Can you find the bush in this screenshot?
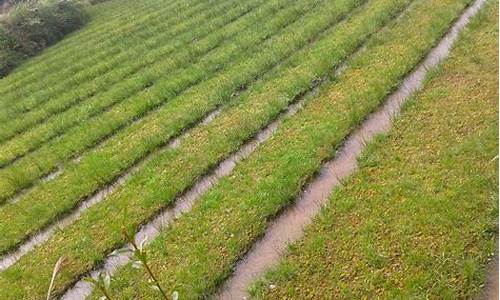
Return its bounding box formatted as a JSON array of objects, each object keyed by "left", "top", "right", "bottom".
[
  {"left": 0, "top": 23, "right": 22, "bottom": 76},
  {"left": 0, "top": 0, "right": 88, "bottom": 77}
]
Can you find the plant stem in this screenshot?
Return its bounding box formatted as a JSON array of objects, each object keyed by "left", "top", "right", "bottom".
[
  {"left": 123, "top": 229, "right": 168, "bottom": 299},
  {"left": 143, "top": 262, "right": 169, "bottom": 299}
]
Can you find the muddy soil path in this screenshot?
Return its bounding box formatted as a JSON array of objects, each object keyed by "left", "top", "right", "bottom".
[{"left": 478, "top": 253, "right": 499, "bottom": 300}]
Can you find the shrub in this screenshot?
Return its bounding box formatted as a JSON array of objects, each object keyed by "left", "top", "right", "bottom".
[{"left": 0, "top": 22, "right": 22, "bottom": 77}]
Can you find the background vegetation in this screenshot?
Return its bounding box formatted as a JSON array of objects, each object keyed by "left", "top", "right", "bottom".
[{"left": 0, "top": 0, "right": 88, "bottom": 77}]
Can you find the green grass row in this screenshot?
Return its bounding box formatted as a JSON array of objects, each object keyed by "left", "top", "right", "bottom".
[
  {"left": 0, "top": 0, "right": 354, "bottom": 253},
  {"left": 0, "top": 0, "right": 229, "bottom": 120},
  {"left": 0, "top": 0, "right": 414, "bottom": 297},
  {"left": 0, "top": 0, "right": 178, "bottom": 97},
  {"left": 0, "top": 0, "right": 207, "bottom": 115},
  {"left": 0, "top": 0, "right": 259, "bottom": 156},
  {"left": 0, "top": 0, "right": 160, "bottom": 86},
  {"left": 0, "top": 0, "right": 194, "bottom": 96},
  {"left": 82, "top": 0, "right": 477, "bottom": 298},
  {"left": 0, "top": 0, "right": 230, "bottom": 119},
  {"left": 0, "top": 0, "right": 240, "bottom": 134},
  {"left": 0, "top": 0, "right": 290, "bottom": 198},
  {"left": 252, "top": 2, "right": 498, "bottom": 298},
  {"left": 0, "top": 0, "right": 239, "bottom": 119}
]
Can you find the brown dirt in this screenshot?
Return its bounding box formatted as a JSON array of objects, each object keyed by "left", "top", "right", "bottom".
[{"left": 478, "top": 254, "right": 499, "bottom": 300}]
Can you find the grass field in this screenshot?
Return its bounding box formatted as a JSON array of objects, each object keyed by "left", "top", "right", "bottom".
[
  {"left": 0, "top": 0, "right": 496, "bottom": 298},
  {"left": 252, "top": 2, "right": 498, "bottom": 298}
]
